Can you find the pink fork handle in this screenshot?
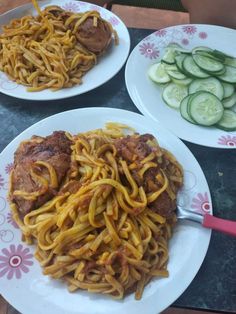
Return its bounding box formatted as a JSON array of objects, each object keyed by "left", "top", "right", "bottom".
[{"left": 203, "top": 213, "right": 236, "bottom": 236}]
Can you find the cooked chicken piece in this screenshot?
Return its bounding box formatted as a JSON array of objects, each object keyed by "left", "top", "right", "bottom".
[
  {"left": 114, "top": 134, "right": 156, "bottom": 162},
  {"left": 75, "top": 16, "right": 112, "bottom": 55},
  {"left": 10, "top": 131, "right": 72, "bottom": 217},
  {"left": 41, "top": 6, "right": 113, "bottom": 55},
  {"left": 114, "top": 134, "right": 182, "bottom": 219}
]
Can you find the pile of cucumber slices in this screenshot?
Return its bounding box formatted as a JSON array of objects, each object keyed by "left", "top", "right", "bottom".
[{"left": 148, "top": 44, "right": 236, "bottom": 131}]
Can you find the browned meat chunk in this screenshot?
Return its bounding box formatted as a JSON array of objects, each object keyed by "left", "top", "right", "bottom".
[
  {"left": 75, "top": 17, "right": 112, "bottom": 55},
  {"left": 40, "top": 6, "right": 113, "bottom": 56},
  {"left": 10, "top": 131, "right": 72, "bottom": 217},
  {"left": 114, "top": 134, "right": 182, "bottom": 219},
  {"left": 149, "top": 192, "right": 176, "bottom": 218},
  {"left": 114, "top": 134, "right": 156, "bottom": 162}
]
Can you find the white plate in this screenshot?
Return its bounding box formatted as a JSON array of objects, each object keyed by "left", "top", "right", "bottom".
[
  {"left": 0, "top": 0, "right": 130, "bottom": 101},
  {"left": 125, "top": 24, "right": 236, "bottom": 148},
  {"left": 0, "top": 107, "right": 211, "bottom": 314}
]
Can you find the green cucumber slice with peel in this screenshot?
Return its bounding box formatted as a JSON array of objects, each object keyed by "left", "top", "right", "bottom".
[
  {"left": 188, "top": 91, "right": 224, "bottom": 126},
  {"left": 188, "top": 77, "right": 224, "bottom": 100},
  {"left": 192, "top": 54, "right": 225, "bottom": 73},
  {"left": 222, "top": 92, "right": 236, "bottom": 108},
  {"left": 162, "top": 83, "right": 188, "bottom": 109},
  {"left": 183, "top": 56, "right": 210, "bottom": 78},
  {"left": 148, "top": 63, "right": 170, "bottom": 84},
  {"left": 218, "top": 65, "right": 236, "bottom": 83},
  {"left": 222, "top": 82, "right": 235, "bottom": 98},
  {"left": 216, "top": 109, "right": 236, "bottom": 131},
  {"left": 180, "top": 95, "right": 196, "bottom": 124}
]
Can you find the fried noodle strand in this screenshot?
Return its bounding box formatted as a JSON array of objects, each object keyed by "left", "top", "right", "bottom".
[{"left": 9, "top": 124, "right": 183, "bottom": 300}]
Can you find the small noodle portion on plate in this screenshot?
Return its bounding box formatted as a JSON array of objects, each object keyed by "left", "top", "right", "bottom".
[
  {"left": 9, "top": 123, "right": 183, "bottom": 300},
  {"left": 0, "top": 1, "right": 118, "bottom": 91}
]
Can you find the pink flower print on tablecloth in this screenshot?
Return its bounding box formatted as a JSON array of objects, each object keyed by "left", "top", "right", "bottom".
[
  {"left": 199, "top": 31, "right": 208, "bottom": 39},
  {"left": 62, "top": 2, "right": 80, "bottom": 12},
  {"left": 155, "top": 29, "right": 167, "bottom": 37},
  {"left": 139, "top": 42, "right": 159, "bottom": 59},
  {"left": 0, "top": 175, "right": 4, "bottom": 189},
  {"left": 191, "top": 192, "right": 211, "bottom": 214},
  {"left": 7, "top": 212, "right": 19, "bottom": 229},
  {"left": 0, "top": 244, "right": 33, "bottom": 279},
  {"left": 109, "top": 16, "right": 119, "bottom": 26},
  {"left": 5, "top": 163, "right": 13, "bottom": 175},
  {"left": 218, "top": 135, "right": 236, "bottom": 147},
  {"left": 182, "top": 25, "right": 197, "bottom": 35}
]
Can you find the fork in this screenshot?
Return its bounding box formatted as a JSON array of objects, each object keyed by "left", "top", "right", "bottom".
[{"left": 177, "top": 205, "right": 236, "bottom": 236}]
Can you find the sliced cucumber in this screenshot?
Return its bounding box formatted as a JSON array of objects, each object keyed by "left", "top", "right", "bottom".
[
  {"left": 222, "top": 92, "right": 236, "bottom": 108},
  {"left": 180, "top": 95, "right": 196, "bottom": 124},
  {"left": 188, "top": 77, "right": 224, "bottom": 100},
  {"left": 162, "top": 48, "right": 177, "bottom": 64},
  {"left": 162, "top": 83, "right": 188, "bottom": 109},
  {"left": 171, "top": 77, "right": 192, "bottom": 86},
  {"left": 192, "top": 46, "right": 213, "bottom": 54},
  {"left": 222, "top": 82, "right": 235, "bottom": 98},
  {"left": 212, "top": 49, "right": 235, "bottom": 60},
  {"left": 216, "top": 109, "right": 236, "bottom": 131},
  {"left": 225, "top": 58, "right": 236, "bottom": 68},
  {"left": 212, "top": 67, "right": 226, "bottom": 76},
  {"left": 183, "top": 56, "right": 210, "bottom": 78},
  {"left": 162, "top": 63, "right": 178, "bottom": 71},
  {"left": 147, "top": 44, "right": 236, "bottom": 131},
  {"left": 192, "top": 54, "right": 224, "bottom": 73},
  {"left": 166, "top": 43, "right": 190, "bottom": 53},
  {"left": 167, "top": 69, "right": 187, "bottom": 80},
  {"left": 148, "top": 62, "right": 170, "bottom": 84},
  {"left": 188, "top": 91, "right": 224, "bottom": 126},
  {"left": 196, "top": 50, "right": 225, "bottom": 63},
  {"left": 218, "top": 65, "right": 236, "bottom": 83},
  {"left": 175, "top": 54, "right": 186, "bottom": 72}
]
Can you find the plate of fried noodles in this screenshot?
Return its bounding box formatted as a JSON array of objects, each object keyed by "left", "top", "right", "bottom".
[
  {"left": 0, "top": 107, "right": 211, "bottom": 314},
  {"left": 0, "top": 0, "right": 130, "bottom": 100}
]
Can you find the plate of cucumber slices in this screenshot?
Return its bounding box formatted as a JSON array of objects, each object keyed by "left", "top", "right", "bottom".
[{"left": 125, "top": 24, "right": 236, "bottom": 148}]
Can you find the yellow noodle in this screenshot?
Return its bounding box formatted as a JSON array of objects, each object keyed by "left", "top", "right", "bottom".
[{"left": 9, "top": 123, "right": 183, "bottom": 300}]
